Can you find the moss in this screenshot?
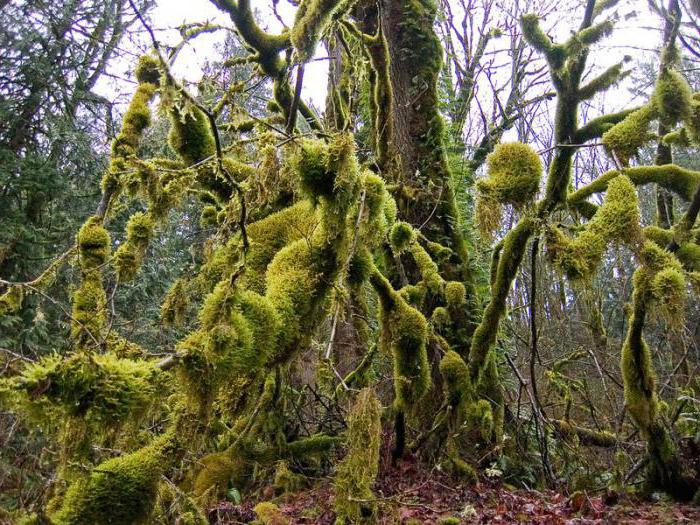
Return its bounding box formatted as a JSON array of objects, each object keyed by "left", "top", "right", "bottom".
[
  {"left": 430, "top": 306, "right": 450, "bottom": 328},
  {"left": 273, "top": 460, "right": 303, "bottom": 494},
  {"left": 134, "top": 55, "right": 161, "bottom": 86},
  {"left": 252, "top": 502, "right": 289, "bottom": 525},
  {"left": 71, "top": 274, "right": 107, "bottom": 342},
  {"left": 389, "top": 221, "right": 414, "bottom": 254},
  {"left": 52, "top": 433, "right": 179, "bottom": 525},
  {"left": 653, "top": 67, "right": 692, "bottom": 127},
  {"left": 168, "top": 103, "right": 215, "bottom": 167},
  {"left": 369, "top": 267, "right": 430, "bottom": 410},
  {"left": 347, "top": 249, "right": 372, "bottom": 286},
  {"left": 547, "top": 176, "right": 641, "bottom": 280},
  {"left": 108, "top": 83, "right": 157, "bottom": 169},
  {"left": 569, "top": 164, "right": 700, "bottom": 205},
  {"left": 161, "top": 278, "right": 188, "bottom": 327},
  {"left": 637, "top": 241, "right": 686, "bottom": 325},
  {"left": 77, "top": 217, "right": 111, "bottom": 270},
  {"left": 17, "top": 352, "right": 163, "bottom": 423},
  {"left": 191, "top": 451, "right": 250, "bottom": 500},
  {"left": 476, "top": 142, "right": 541, "bottom": 236},
  {"left": 438, "top": 517, "right": 461, "bottom": 525},
  {"left": 601, "top": 105, "right": 655, "bottom": 164},
  {"left": 685, "top": 96, "right": 700, "bottom": 145},
  {"left": 200, "top": 204, "right": 219, "bottom": 228},
  {"left": 439, "top": 350, "right": 470, "bottom": 404},
  {"left": 409, "top": 239, "right": 444, "bottom": 293},
  {"left": 291, "top": 0, "right": 344, "bottom": 62},
  {"left": 114, "top": 212, "right": 155, "bottom": 282},
  {"left": 0, "top": 285, "right": 24, "bottom": 316},
  {"left": 334, "top": 388, "right": 382, "bottom": 524},
  {"left": 444, "top": 281, "right": 466, "bottom": 307},
  {"left": 643, "top": 225, "right": 673, "bottom": 247}
]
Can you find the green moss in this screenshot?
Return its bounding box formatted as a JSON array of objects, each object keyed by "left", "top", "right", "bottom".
[
  {"left": 114, "top": 212, "right": 155, "bottom": 282},
  {"left": 547, "top": 176, "right": 641, "bottom": 280},
  {"left": 17, "top": 352, "right": 164, "bottom": 424},
  {"left": 200, "top": 204, "right": 219, "bottom": 228},
  {"left": 291, "top": 0, "right": 344, "bottom": 62},
  {"left": 430, "top": 306, "right": 450, "bottom": 327},
  {"left": 439, "top": 350, "right": 470, "bottom": 404},
  {"left": 601, "top": 105, "right": 655, "bottom": 164},
  {"left": 653, "top": 67, "right": 692, "bottom": 127},
  {"left": 476, "top": 142, "right": 541, "bottom": 236},
  {"left": 0, "top": 285, "right": 24, "bottom": 316},
  {"left": 71, "top": 274, "right": 107, "bottom": 342},
  {"left": 109, "top": 83, "right": 157, "bottom": 165},
  {"left": 369, "top": 267, "right": 430, "bottom": 410},
  {"left": 168, "top": 103, "right": 215, "bottom": 167},
  {"left": 191, "top": 451, "right": 250, "bottom": 500},
  {"left": 52, "top": 433, "right": 178, "bottom": 525},
  {"left": 77, "top": 217, "right": 111, "bottom": 270},
  {"left": 334, "top": 388, "right": 382, "bottom": 524},
  {"left": 389, "top": 221, "right": 414, "bottom": 254},
  {"left": 161, "top": 278, "right": 188, "bottom": 327},
  {"left": 444, "top": 281, "right": 466, "bottom": 307},
  {"left": 409, "top": 239, "right": 444, "bottom": 293},
  {"left": 134, "top": 55, "right": 161, "bottom": 86},
  {"left": 252, "top": 502, "right": 289, "bottom": 525},
  {"left": 438, "top": 517, "right": 461, "bottom": 525},
  {"left": 685, "top": 96, "right": 700, "bottom": 145}
]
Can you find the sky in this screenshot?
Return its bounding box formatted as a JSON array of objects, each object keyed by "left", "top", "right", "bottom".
[{"left": 97, "top": 0, "right": 665, "bottom": 123}]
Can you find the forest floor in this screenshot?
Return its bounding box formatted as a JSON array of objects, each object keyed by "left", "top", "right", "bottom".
[{"left": 207, "top": 453, "right": 700, "bottom": 524}]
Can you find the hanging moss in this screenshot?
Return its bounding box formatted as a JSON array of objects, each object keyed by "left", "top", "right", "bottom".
[
  {"left": 476, "top": 142, "right": 541, "bottom": 236},
  {"left": 334, "top": 388, "right": 382, "bottom": 524},
  {"left": 653, "top": 67, "right": 692, "bottom": 127},
  {"left": 601, "top": 105, "right": 655, "bottom": 164},
  {"left": 369, "top": 266, "right": 430, "bottom": 410},
  {"left": 168, "top": 103, "right": 216, "bottom": 167},
  {"left": 161, "top": 278, "right": 188, "bottom": 327},
  {"left": 636, "top": 241, "right": 686, "bottom": 326},
  {"left": 71, "top": 273, "right": 107, "bottom": 343},
  {"left": 114, "top": 212, "right": 155, "bottom": 282},
  {"left": 51, "top": 433, "right": 179, "bottom": 525}
]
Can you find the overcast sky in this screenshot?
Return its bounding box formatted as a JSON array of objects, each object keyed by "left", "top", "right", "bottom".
[{"left": 98, "top": 0, "right": 664, "bottom": 121}]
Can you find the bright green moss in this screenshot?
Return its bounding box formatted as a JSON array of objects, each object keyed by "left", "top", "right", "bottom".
[
  {"left": 439, "top": 350, "right": 470, "bottom": 403},
  {"left": 114, "top": 212, "right": 155, "bottom": 282},
  {"left": 476, "top": 142, "right": 541, "bottom": 236},
  {"left": 134, "top": 55, "right": 161, "bottom": 86},
  {"left": 77, "top": 217, "right": 110, "bottom": 270},
  {"left": 398, "top": 284, "right": 426, "bottom": 306},
  {"left": 389, "top": 221, "right": 414, "bottom": 254},
  {"left": 191, "top": 451, "right": 250, "bottom": 501},
  {"left": 110, "top": 83, "right": 156, "bottom": 163},
  {"left": 643, "top": 225, "right": 673, "bottom": 247},
  {"left": 240, "top": 201, "right": 315, "bottom": 293},
  {"left": 334, "top": 388, "right": 381, "bottom": 524},
  {"left": 52, "top": 433, "right": 178, "bottom": 525},
  {"left": 636, "top": 241, "right": 686, "bottom": 325},
  {"left": 685, "top": 96, "right": 700, "bottom": 145},
  {"left": 168, "top": 104, "right": 215, "bottom": 167},
  {"left": 347, "top": 248, "right": 372, "bottom": 286},
  {"left": 294, "top": 139, "right": 335, "bottom": 198},
  {"left": 18, "top": 352, "right": 163, "bottom": 424},
  {"left": 291, "top": 0, "right": 344, "bottom": 62},
  {"left": 547, "top": 176, "right": 641, "bottom": 280},
  {"left": 430, "top": 306, "right": 450, "bottom": 327},
  {"left": 601, "top": 105, "right": 655, "bottom": 164},
  {"left": 161, "top": 278, "right": 188, "bottom": 327},
  {"left": 71, "top": 274, "right": 107, "bottom": 342},
  {"left": 369, "top": 267, "right": 430, "bottom": 410},
  {"left": 444, "top": 281, "right": 466, "bottom": 307},
  {"left": 235, "top": 289, "right": 281, "bottom": 362},
  {"left": 438, "top": 518, "right": 461, "bottom": 525},
  {"left": 409, "top": 240, "right": 443, "bottom": 293},
  {"left": 200, "top": 205, "right": 219, "bottom": 228},
  {"left": 653, "top": 68, "right": 692, "bottom": 127},
  {"left": 676, "top": 243, "right": 700, "bottom": 272}
]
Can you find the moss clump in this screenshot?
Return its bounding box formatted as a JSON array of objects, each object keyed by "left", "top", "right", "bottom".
[
  {"left": 409, "top": 240, "right": 444, "bottom": 293},
  {"left": 369, "top": 267, "right": 430, "bottom": 410},
  {"left": 430, "top": 306, "right": 450, "bottom": 327},
  {"left": 439, "top": 350, "right": 471, "bottom": 404},
  {"left": 168, "top": 104, "right": 215, "bottom": 167},
  {"left": 444, "top": 281, "right": 466, "bottom": 307},
  {"left": 71, "top": 274, "right": 107, "bottom": 342},
  {"left": 134, "top": 55, "right": 161, "bottom": 86},
  {"left": 252, "top": 502, "right": 289, "bottom": 525},
  {"left": 110, "top": 83, "right": 157, "bottom": 163},
  {"left": 291, "top": 0, "right": 344, "bottom": 62},
  {"left": 653, "top": 68, "right": 692, "bottom": 127},
  {"left": 161, "top": 278, "right": 188, "bottom": 327},
  {"left": 476, "top": 142, "right": 541, "bottom": 236},
  {"left": 199, "top": 205, "right": 218, "bottom": 228},
  {"left": 601, "top": 105, "right": 655, "bottom": 164},
  {"left": 191, "top": 451, "right": 250, "bottom": 501},
  {"left": 637, "top": 241, "right": 686, "bottom": 326},
  {"left": 389, "top": 221, "right": 414, "bottom": 254},
  {"left": 77, "top": 217, "right": 111, "bottom": 270},
  {"left": 52, "top": 433, "right": 178, "bottom": 525},
  {"left": 334, "top": 388, "right": 382, "bottom": 524},
  {"left": 114, "top": 212, "right": 155, "bottom": 282},
  {"left": 17, "top": 352, "right": 163, "bottom": 424},
  {"left": 547, "top": 175, "right": 641, "bottom": 280}
]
